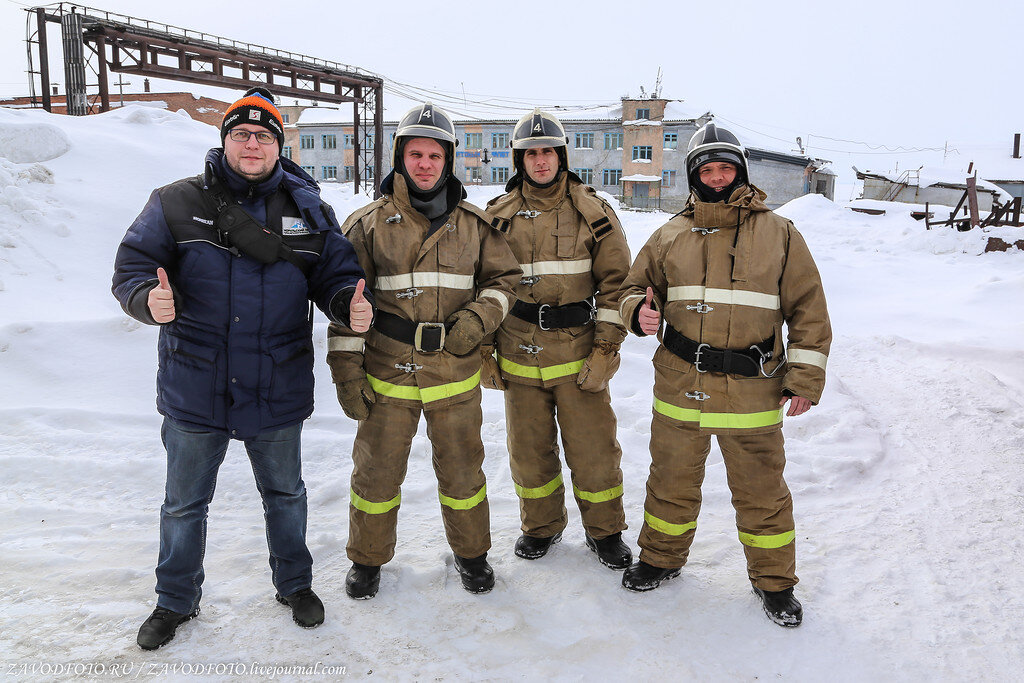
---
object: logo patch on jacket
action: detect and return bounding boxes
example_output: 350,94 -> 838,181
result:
282,217 -> 310,236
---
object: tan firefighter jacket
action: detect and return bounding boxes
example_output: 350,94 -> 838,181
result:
620,184 -> 831,435
326,173 -> 521,410
486,173 -> 630,388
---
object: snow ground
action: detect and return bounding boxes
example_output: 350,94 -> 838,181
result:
1,106 -> 1023,681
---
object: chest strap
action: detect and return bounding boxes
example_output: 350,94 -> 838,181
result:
663,324 -> 773,377
373,309 -> 455,353
511,299 -> 595,330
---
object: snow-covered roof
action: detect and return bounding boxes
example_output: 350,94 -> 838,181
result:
622,174 -> 662,182
295,107 -> 349,125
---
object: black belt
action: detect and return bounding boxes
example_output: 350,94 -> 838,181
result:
373,310 -> 454,352
663,325 -> 774,377
511,299 -> 595,330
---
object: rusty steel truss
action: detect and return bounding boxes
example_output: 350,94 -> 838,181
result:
24,4 -> 384,196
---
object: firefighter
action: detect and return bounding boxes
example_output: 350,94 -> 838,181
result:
483,109 -> 632,569
618,122 -> 831,627
326,103 -> 520,598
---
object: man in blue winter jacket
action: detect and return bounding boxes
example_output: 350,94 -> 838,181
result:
112,88 -> 372,650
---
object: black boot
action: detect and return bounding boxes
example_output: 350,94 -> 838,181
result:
453,553 -> 495,594
585,532 -> 632,570
275,587 -> 325,628
621,561 -> 681,592
514,531 -> 562,560
345,563 -> 381,600
753,586 -> 803,627
136,606 -> 198,650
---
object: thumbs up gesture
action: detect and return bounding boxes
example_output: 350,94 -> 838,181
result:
348,278 -> 372,333
147,267 -> 176,323
638,287 -> 661,335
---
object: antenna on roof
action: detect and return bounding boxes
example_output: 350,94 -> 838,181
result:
639,85 -> 646,98
653,67 -> 663,99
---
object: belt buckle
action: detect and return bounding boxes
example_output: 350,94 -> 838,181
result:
414,322 -> 445,352
537,303 -> 551,331
693,343 -> 710,373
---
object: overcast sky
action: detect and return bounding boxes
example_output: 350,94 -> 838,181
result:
1,0 -> 1021,191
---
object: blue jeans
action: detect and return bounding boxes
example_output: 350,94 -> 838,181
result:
154,417 -> 313,614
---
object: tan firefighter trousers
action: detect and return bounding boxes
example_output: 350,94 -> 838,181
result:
505,381 -> 626,540
347,399 -> 490,566
639,416 -> 797,591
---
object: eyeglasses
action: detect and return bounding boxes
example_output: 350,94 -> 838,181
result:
228,129 -> 277,145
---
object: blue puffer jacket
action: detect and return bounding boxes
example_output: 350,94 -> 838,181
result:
113,149 -> 368,438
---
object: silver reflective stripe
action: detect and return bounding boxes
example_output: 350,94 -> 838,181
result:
787,347 -> 828,370
596,308 -> 622,325
519,259 -> 592,277
668,286 -> 780,310
376,272 -> 475,291
328,336 -> 364,353
479,288 -> 511,319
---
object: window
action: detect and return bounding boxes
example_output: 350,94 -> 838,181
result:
301,165 -> 315,176
364,165 -> 374,180
492,166 -> 510,184
633,146 -> 653,161
662,170 -> 677,187
344,166 -> 354,181
322,134 -> 337,150
465,133 -> 483,149
664,133 -> 678,150
636,108 -> 650,120
816,179 -> 827,195
282,146 -> 293,160
300,134 -> 314,150
322,166 -> 338,181
365,133 -> 375,150
492,132 -> 509,149
604,132 -> 623,150
344,134 -> 354,148
282,113 -> 290,124
575,132 -> 594,149
602,169 -> 622,186
467,167 -> 483,182
574,168 -> 594,184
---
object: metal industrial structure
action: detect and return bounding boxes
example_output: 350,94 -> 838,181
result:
23,4 -> 384,196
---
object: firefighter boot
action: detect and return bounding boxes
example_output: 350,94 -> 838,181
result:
345,563 -> 381,600
454,553 -> 495,594
753,586 -> 803,627
621,561 -> 681,592
514,532 -> 562,560
585,532 -> 632,570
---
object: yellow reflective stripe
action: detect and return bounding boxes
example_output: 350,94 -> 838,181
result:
573,483 -> 623,503
479,288 -> 511,319
366,371 -> 481,404
514,473 -> 563,499
738,529 -> 795,549
699,408 -> 784,430
497,355 -> 586,381
439,484 -> 487,510
787,347 -> 828,370
667,285 -> 780,310
375,272 -> 474,291
595,308 -> 622,325
644,510 -> 697,536
328,336 -> 364,353
653,398 -> 783,430
653,398 -> 701,422
520,259 -> 592,277
350,489 -> 401,515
